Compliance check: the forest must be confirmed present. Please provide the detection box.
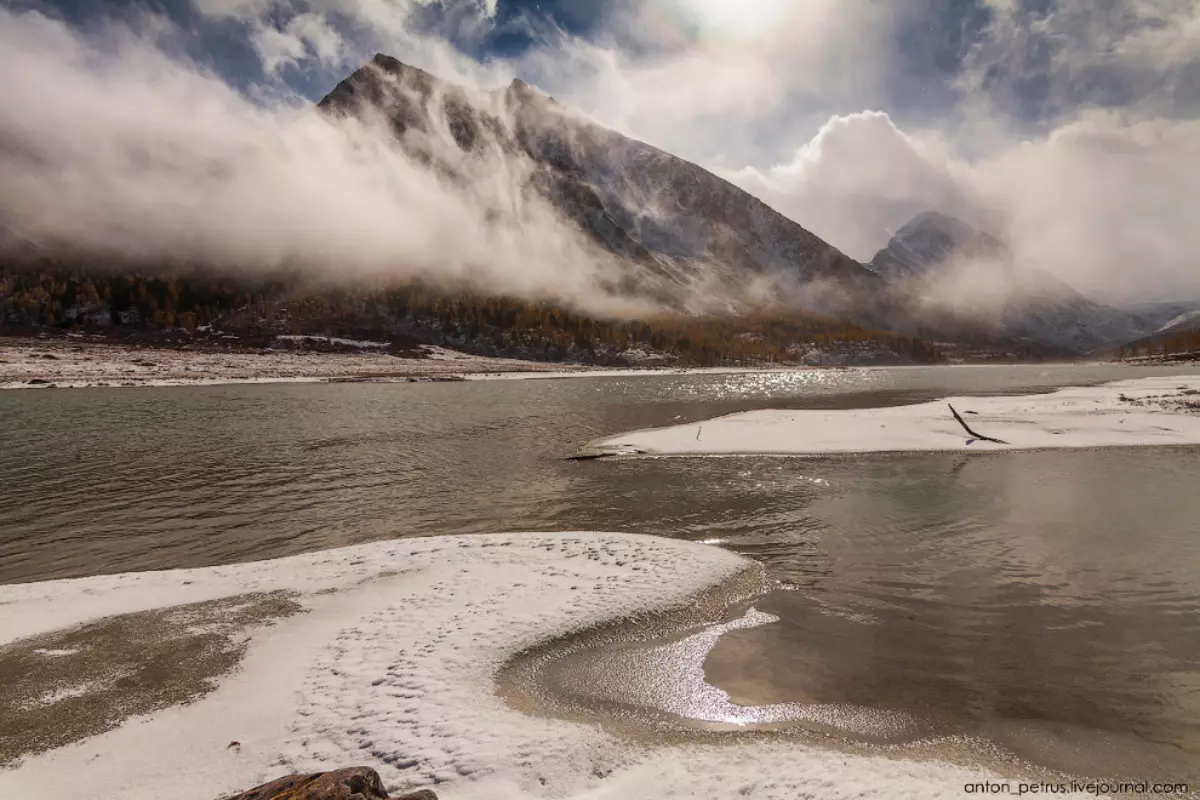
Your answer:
[0,268,945,366]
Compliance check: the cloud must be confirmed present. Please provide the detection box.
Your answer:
[0,8,647,313]
[3,0,1199,312]
[253,12,348,74]
[985,110,1200,301]
[959,0,1200,123]
[727,112,981,262]
[724,106,1200,303]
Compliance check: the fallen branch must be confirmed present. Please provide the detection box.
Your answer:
[948,404,1008,445]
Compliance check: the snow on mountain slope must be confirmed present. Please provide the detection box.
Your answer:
[1156,309,1200,334]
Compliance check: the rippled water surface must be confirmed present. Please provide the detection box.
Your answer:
[3,363,1200,780]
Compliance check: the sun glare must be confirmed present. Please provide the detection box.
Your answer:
[683,0,787,37]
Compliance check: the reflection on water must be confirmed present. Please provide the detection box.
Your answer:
[3,363,1200,782]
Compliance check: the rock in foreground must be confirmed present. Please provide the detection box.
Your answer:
[224,767,436,800]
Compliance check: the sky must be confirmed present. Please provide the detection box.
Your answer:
[2,0,1200,304]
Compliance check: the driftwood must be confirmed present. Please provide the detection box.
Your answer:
[948,404,1008,445]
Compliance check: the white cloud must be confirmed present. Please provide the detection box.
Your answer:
[722,107,1200,302]
[727,112,979,262]
[0,8,641,312]
[960,0,1200,121]
[251,12,348,75]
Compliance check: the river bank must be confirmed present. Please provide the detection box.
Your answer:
[0,337,821,389]
[0,533,1100,800]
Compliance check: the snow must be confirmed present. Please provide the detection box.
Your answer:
[464,366,805,382]
[0,533,1059,800]
[583,376,1200,457]
[0,339,573,389]
[1156,309,1200,333]
[34,683,104,707]
[0,338,793,389]
[275,335,392,349]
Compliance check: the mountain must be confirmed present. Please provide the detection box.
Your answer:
[1120,300,1200,334]
[869,212,1149,354]
[317,55,882,316]
[870,212,1009,281]
[1117,300,1200,358]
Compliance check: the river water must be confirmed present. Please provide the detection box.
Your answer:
[2,364,1199,782]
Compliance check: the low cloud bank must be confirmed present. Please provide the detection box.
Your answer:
[0,8,647,315]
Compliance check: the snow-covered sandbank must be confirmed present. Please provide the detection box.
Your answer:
[0,338,585,389]
[0,533,1051,800]
[0,338,807,389]
[582,376,1200,457]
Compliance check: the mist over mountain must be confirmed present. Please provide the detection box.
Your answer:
[316,55,883,317]
[870,213,1008,282]
[2,34,1191,362]
[868,212,1154,354]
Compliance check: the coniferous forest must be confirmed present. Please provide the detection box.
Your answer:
[1,267,945,366]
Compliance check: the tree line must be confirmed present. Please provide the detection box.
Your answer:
[1,269,945,365]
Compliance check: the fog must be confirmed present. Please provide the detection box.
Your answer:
[0,8,654,316]
[2,0,1199,313]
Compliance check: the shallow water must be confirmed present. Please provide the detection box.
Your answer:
[3,363,1200,782]
[521,447,1200,782]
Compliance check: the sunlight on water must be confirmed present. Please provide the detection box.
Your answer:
[540,606,926,739]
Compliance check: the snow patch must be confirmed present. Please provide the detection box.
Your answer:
[33,683,106,707]
[0,533,1044,800]
[1156,309,1200,333]
[275,335,391,349]
[584,377,1200,457]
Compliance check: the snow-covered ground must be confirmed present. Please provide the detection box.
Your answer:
[0,338,807,389]
[0,533,1065,800]
[582,376,1200,457]
[275,335,392,349]
[0,339,576,389]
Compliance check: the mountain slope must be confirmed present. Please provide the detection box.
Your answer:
[869,213,1149,354]
[317,55,882,315]
[870,212,1008,281]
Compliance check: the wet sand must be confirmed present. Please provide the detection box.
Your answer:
[0,592,300,765]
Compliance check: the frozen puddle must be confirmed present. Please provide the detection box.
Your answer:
[580,376,1200,457]
[0,533,1099,800]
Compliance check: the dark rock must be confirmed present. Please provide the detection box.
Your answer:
[225,767,385,800]
[223,767,437,800]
